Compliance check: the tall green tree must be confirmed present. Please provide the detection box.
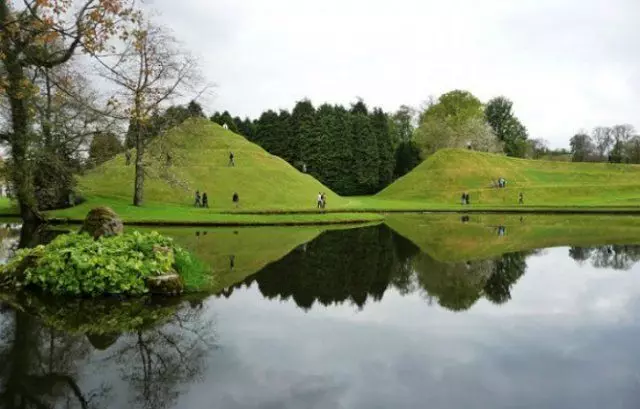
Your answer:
[291,99,316,167]
[350,101,379,194]
[371,108,395,190]
[485,96,529,157]
[394,140,422,179]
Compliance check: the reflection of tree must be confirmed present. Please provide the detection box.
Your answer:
[483,253,527,304]
[414,252,528,311]
[0,310,102,409]
[569,245,640,270]
[110,304,215,409]
[232,225,418,309]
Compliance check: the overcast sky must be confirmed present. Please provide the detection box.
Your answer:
[146,0,639,148]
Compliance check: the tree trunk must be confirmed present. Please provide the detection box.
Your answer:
[133,142,145,206]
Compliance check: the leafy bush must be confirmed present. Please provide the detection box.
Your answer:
[3,231,200,296]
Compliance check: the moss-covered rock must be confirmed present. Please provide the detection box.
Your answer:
[146,274,184,295]
[80,206,123,239]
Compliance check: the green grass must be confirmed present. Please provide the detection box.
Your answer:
[378,149,640,207]
[49,196,383,225]
[386,213,640,262]
[79,118,346,211]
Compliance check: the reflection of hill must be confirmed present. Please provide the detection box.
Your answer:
[144,226,345,292]
[386,214,640,262]
[228,225,419,309]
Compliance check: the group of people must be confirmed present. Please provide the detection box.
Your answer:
[194,190,241,208]
[316,192,328,209]
[194,190,209,208]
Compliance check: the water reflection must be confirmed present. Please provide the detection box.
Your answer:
[0,294,215,409]
[569,245,640,270]
[224,225,529,312]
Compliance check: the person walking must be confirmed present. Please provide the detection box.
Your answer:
[321,193,327,209]
[518,192,524,205]
[229,152,235,167]
[317,192,323,209]
[194,190,201,208]
[232,192,239,208]
[465,193,471,205]
[461,193,467,205]
[202,192,209,208]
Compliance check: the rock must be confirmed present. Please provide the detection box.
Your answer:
[81,207,124,239]
[146,274,184,296]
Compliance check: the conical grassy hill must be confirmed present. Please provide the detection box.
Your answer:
[378,149,640,206]
[79,119,344,211]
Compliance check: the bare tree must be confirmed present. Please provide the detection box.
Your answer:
[0,0,137,222]
[591,126,613,160]
[98,21,204,206]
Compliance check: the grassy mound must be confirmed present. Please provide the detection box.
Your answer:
[378,149,640,206]
[79,119,344,211]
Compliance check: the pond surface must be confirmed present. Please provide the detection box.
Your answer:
[2,215,640,408]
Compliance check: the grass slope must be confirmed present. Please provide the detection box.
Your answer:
[79,119,345,211]
[386,214,640,261]
[378,149,640,207]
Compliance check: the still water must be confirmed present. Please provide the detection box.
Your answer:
[2,215,640,408]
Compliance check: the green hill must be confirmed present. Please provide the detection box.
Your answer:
[378,149,640,206]
[79,119,343,211]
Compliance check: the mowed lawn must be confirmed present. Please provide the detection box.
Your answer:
[377,149,640,207]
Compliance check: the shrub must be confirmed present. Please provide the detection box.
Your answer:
[2,231,204,296]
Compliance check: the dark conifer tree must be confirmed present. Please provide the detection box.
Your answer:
[371,108,395,191]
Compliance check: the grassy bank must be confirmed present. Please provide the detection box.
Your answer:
[47,197,383,226]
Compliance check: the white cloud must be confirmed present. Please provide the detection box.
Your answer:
[145,0,640,148]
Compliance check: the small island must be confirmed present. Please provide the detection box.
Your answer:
[0,207,209,297]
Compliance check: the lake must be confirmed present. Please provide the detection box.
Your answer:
[2,214,640,409]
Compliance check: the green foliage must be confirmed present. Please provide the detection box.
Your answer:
[372,108,395,190]
[239,99,398,195]
[393,140,421,178]
[210,110,239,134]
[174,246,214,291]
[485,96,529,157]
[415,90,501,157]
[33,148,80,210]
[2,231,203,296]
[88,132,123,166]
[420,90,484,125]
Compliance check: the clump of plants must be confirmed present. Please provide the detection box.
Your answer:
[0,231,210,296]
